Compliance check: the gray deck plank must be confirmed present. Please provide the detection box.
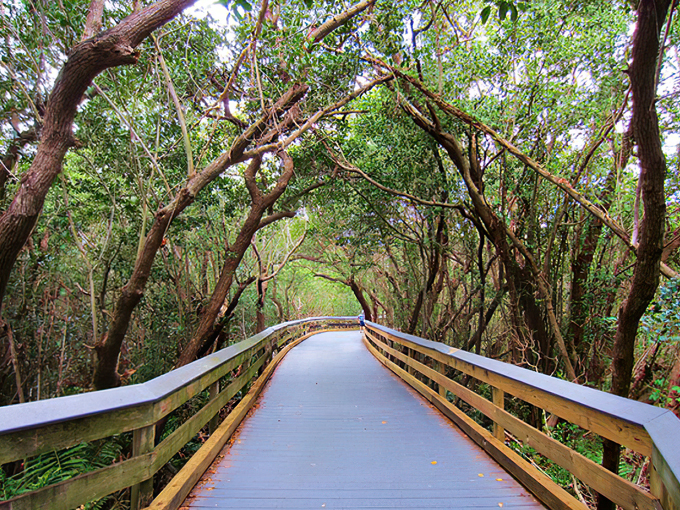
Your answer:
[183,331,545,509]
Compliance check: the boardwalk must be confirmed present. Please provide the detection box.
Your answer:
[183,331,545,509]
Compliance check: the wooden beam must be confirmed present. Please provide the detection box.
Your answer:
[151,353,269,472]
[0,452,154,510]
[492,386,505,443]
[652,442,680,510]
[131,425,155,510]
[367,325,653,457]
[364,335,586,510]
[437,361,447,397]
[142,330,321,510]
[0,346,258,465]
[366,332,661,510]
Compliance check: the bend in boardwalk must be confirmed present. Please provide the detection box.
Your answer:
[183,331,546,509]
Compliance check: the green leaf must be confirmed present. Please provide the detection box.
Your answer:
[231,0,252,20]
[509,4,518,21]
[498,2,510,20]
[499,2,509,21]
[480,5,492,24]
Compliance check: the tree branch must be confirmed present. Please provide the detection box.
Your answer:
[258,210,296,230]
[244,155,263,201]
[307,0,376,47]
[371,57,678,278]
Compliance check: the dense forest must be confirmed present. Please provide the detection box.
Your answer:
[0,0,679,505]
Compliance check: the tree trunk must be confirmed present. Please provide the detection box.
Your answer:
[599,2,671,509]
[195,276,256,358]
[271,284,284,323]
[466,289,504,353]
[0,129,37,204]
[256,279,268,333]
[665,350,680,418]
[92,86,307,389]
[569,155,621,362]
[0,0,197,312]
[401,98,576,379]
[174,153,296,369]
[349,279,373,322]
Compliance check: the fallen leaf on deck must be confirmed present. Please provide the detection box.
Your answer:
[431,461,437,465]
[478,473,484,477]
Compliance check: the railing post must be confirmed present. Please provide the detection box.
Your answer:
[491,386,505,442]
[407,348,415,375]
[208,380,220,434]
[650,448,680,510]
[437,362,447,398]
[130,424,155,510]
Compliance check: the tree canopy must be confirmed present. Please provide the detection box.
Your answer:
[1,0,679,504]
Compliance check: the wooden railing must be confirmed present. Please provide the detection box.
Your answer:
[364,321,680,510]
[0,317,357,510]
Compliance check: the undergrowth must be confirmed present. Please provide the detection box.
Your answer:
[0,436,129,508]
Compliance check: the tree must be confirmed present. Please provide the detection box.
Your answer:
[0,0,197,313]
[599,2,672,508]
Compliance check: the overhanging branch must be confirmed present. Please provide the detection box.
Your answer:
[369,57,677,278]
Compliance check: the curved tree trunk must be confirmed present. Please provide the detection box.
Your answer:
[92,86,307,389]
[0,0,197,313]
[314,273,373,322]
[598,2,671,509]
[174,153,297,370]
[349,279,373,322]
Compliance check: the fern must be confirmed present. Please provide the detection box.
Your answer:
[0,436,126,506]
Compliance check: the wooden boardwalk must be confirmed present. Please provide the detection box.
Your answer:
[182,331,546,509]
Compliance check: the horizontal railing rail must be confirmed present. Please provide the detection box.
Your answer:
[364,321,679,510]
[0,316,358,510]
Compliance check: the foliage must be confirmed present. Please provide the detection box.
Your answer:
[649,377,680,407]
[0,0,680,504]
[0,438,127,507]
[641,278,680,344]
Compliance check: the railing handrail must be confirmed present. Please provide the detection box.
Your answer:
[365,320,680,510]
[367,321,669,431]
[0,316,358,510]
[0,316,354,437]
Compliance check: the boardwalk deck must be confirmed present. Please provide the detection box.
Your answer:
[182,331,546,509]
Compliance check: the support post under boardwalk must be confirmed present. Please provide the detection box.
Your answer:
[131,424,155,510]
[492,386,505,442]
